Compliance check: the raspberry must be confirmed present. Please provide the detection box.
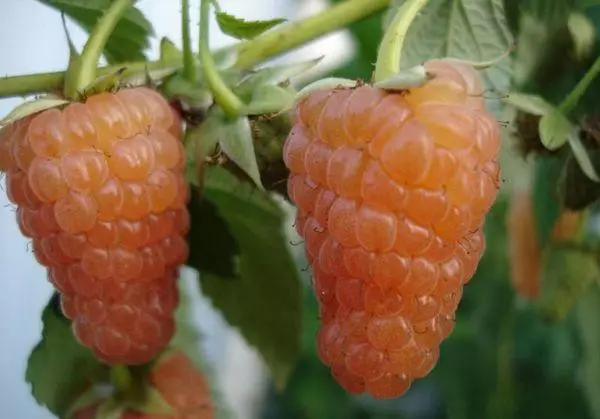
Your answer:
[0,87,190,365]
[147,350,214,417]
[506,189,541,300]
[283,59,501,398]
[506,189,582,300]
[70,350,213,419]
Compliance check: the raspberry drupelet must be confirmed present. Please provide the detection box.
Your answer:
[283,59,501,398]
[0,87,190,365]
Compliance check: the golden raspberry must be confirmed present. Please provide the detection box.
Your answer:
[283,59,501,398]
[0,87,190,365]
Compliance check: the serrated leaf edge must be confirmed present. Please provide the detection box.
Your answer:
[215,11,286,40]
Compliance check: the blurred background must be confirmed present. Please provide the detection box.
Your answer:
[2,0,600,419]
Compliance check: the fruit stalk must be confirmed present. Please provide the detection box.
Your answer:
[199,0,244,118]
[64,0,134,98]
[0,0,390,99]
[373,0,430,82]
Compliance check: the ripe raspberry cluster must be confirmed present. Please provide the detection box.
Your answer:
[284,59,501,398]
[73,350,214,419]
[506,189,541,300]
[0,87,190,365]
[506,188,582,301]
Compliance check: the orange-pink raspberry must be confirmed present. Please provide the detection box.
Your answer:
[283,59,501,398]
[0,87,190,365]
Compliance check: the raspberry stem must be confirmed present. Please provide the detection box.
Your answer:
[110,364,135,399]
[181,0,199,83]
[559,54,600,115]
[199,0,244,118]
[0,0,390,99]
[232,0,391,70]
[373,0,430,83]
[63,0,134,99]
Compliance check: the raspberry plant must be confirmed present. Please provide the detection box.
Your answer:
[2,0,600,418]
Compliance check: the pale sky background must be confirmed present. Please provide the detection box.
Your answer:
[0,0,353,418]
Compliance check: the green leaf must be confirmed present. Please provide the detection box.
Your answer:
[208,111,264,190]
[195,166,302,389]
[539,109,573,150]
[25,294,109,417]
[1,96,70,125]
[215,11,286,40]
[242,84,297,116]
[186,188,239,279]
[532,155,564,245]
[159,37,183,63]
[385,0,514,94]
[575,284,600,419]
[502,92,556,116]
[373,65,428,90]
[568,131,600,182]
[536,246,600,322]
[36,0,154,64]
[568,12,596,59]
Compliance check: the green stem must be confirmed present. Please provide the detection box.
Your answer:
[0,59,177,98]
[491,306,516,419]
[0,0,390,99]
[181,0,199,82]
[373,0,429,82]
[234,0,390,69]
[559,54,600,114]
[110,364,133,398]
[199,0,243,118]
[64,0,133,99]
